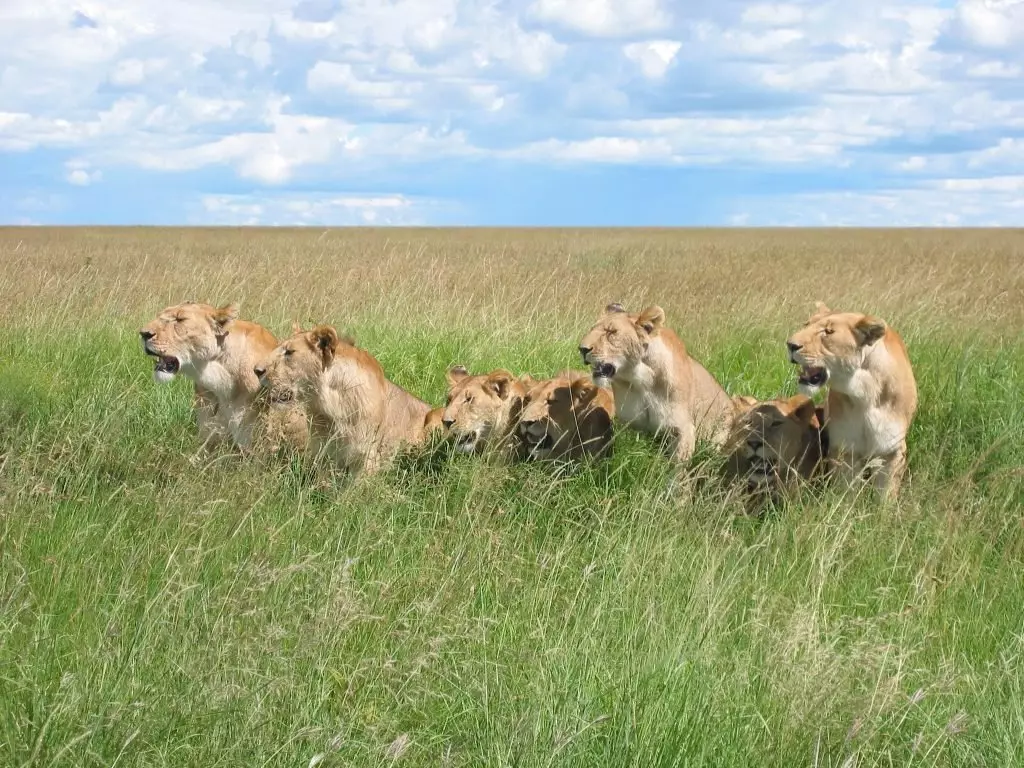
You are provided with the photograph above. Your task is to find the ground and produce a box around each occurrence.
[1,227,1022,767]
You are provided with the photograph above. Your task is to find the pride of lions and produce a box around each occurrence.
[139,298,918,509]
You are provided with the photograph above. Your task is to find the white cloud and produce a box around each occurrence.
[195,192,432,225]
[741,4,804,26]
[109,57,167,86]
[730,177,1024,226]
[623,40,681,79]
[529,0,670,37]
[945,0,1024,50]
[65,160,102,186]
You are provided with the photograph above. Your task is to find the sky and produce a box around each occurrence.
[1,0,1023,226]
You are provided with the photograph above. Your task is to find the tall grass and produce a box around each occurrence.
[1,227,1022,767]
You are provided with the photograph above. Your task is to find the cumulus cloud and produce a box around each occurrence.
[194,192,433,225]
[0,0,1022,224]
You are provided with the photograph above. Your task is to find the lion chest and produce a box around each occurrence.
[195,361,237,400]
[828,406,905,460]
[614,384,674,435]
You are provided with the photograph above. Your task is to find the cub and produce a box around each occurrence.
[139,301,306,451]
[254,325,432,477]
[441,366,527,461]
[518,371,615,462]
[725,394,829,512]
[786,302,918,498]
[579,303,733,462]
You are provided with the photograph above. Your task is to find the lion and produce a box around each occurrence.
[579,303,734,462]
[725,394,829,512]
[440,366,527,461]
[786,302,918,498]
[423,407,446,435]
[518,371,615,462]
[254,325,432,477]
[139,301,307,452]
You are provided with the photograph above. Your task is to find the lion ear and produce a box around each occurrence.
[810,301,832,321]
[447,365,469,387]
[787,395,817,424]
[605,302,626,314]
[487,370,516,400]
[519,374,537,389]
[732,395,759,414]
[636,305,665,334]
[310,324,339,363]
[854,315,887,346]
[212,303,239,336]
[569,377,598,405]
[290,321,304,336]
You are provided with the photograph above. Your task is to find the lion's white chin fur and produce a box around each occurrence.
[154,369,177,384]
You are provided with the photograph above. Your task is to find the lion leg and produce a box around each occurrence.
[194,386,224,449]
[672,420,696,463]
[872,441,908,499]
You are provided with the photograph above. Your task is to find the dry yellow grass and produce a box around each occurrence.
[2,227,1021,340]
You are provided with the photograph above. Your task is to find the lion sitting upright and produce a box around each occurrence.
[440,366,528,462]
[139,301,306,452]
[725,394,829,513]
[786,302,918,498]
[255,325,432,477]
[518,371,615,462]
[579,303,734,462]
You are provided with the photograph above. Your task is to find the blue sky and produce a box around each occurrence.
[2,0,1023,226]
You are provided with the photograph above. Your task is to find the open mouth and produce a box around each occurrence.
[797,365,828,387]
[454,433,478,453]
[269,389,294,405]
[591,362,616,380]
[153,354,180,375]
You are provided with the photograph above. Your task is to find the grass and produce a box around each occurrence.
[0,226,1022,767]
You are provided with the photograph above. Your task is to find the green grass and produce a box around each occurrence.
[2,317,1022,767]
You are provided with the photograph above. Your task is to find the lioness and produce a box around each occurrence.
[579,303,733,462]
[518,371,615,462]
[725,394,829,512]
[139,301,306,451]
[254,325,432,476]
[786,302,918,497]
[441,366,527,460]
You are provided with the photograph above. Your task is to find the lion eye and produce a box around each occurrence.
[465,394,474,404]
[770,420,784,428]
[283,348,294,357]
[823,326,834,336]
[606,327,617,336]
[175,316,185,323]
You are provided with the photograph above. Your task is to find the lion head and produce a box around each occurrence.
[726,394,827,497]
[518,371,613,460]
[139,302,238,382]
[254,325,353,406]
[785,302,888,396]
[578,303,666,385]
[441,366,526,455]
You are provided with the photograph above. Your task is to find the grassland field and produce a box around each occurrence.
[1,227,1023,767]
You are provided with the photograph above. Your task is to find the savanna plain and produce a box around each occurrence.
[1,227,1023,768]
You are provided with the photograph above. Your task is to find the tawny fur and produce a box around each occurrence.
[139,301,307,452]
[725,394,829,513]
[786,302,918,498]
[579,303,733,462]
[255,325,431,476]
[441,367,528,462]
[518,371,615,462]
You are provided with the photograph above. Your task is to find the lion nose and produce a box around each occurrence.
[519,419,536,431]
[747,439,761,450]
[578,345,591,360]
[786,341,802,353]
[140,330,154,341]
[254,366,266,378]
[442,418,455,430]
